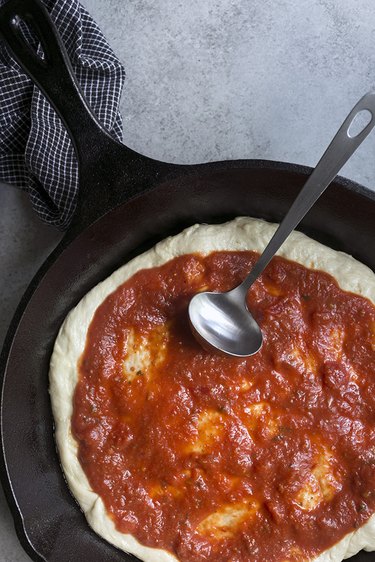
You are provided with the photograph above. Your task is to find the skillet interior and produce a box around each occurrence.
[1,161,374,562]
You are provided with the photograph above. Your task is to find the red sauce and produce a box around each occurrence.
[73,252,375,561]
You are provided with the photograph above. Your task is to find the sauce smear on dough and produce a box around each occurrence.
[73,252,375,562]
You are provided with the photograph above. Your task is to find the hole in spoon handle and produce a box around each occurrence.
[341,92,375,144]
[347,109,373,138]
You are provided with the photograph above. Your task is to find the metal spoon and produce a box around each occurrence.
[189,92,375,357]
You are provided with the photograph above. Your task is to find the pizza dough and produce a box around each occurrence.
[49,217,375,562]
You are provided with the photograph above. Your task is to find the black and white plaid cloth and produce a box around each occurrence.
[0,0,125,229]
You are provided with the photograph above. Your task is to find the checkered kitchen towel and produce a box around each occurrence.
[0,0,125,229]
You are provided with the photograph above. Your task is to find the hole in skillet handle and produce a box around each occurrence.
[347,109,373,138]
[10,13,48,64]
[11,14,46,60]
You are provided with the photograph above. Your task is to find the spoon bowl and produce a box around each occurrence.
[189,289,263,356]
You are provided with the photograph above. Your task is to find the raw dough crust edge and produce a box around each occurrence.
[49,217,375,562]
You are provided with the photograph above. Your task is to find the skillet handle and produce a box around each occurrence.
[0,0,160,229]
[0,0,126,164]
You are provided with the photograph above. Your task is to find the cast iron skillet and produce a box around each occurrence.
[0,0,374,560]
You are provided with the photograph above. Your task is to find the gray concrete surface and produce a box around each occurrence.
[1,0,375,560]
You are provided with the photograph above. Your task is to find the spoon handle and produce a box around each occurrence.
[239,91,375,294]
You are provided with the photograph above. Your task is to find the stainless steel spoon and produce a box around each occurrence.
[189,92,375,357]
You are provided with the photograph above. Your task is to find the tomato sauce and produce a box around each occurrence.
[72,252,375,561]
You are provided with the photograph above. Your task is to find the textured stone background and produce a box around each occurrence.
[1,0,375,559]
